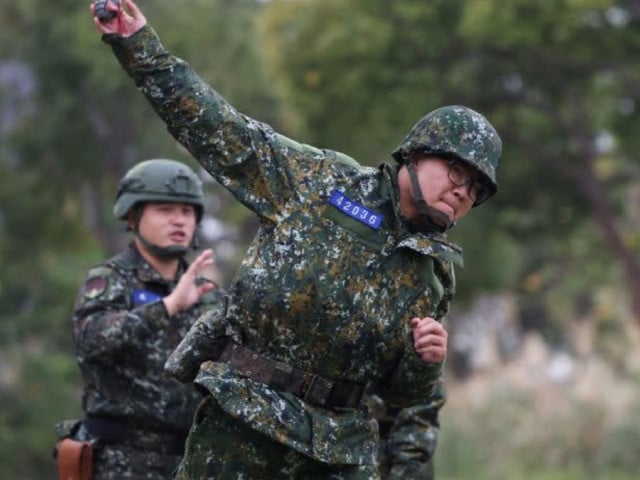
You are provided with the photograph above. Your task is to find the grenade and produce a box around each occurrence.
[94,0,120,22]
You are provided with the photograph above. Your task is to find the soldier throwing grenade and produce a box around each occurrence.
[91,1,502,478]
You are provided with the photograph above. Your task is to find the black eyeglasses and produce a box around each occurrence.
[446,161,490,204]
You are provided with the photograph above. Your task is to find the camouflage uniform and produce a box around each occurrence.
[103,26,465,479]
[63,243,222,480]
[369,380,446,479]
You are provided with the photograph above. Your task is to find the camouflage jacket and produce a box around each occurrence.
[73,243,222,434]
[105,27,463,466]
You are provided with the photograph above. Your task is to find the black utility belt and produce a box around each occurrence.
[218,342,364,410]
[83,415,188,455]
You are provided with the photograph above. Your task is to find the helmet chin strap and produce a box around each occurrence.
[406,161,454,233]
[134,232,189,259]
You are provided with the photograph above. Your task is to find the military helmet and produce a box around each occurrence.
[391,105,502,205]
[113,158,204,221]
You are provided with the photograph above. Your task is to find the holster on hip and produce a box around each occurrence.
[56,438,93,480]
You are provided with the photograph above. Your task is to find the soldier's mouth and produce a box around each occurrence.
[169,232,187,242]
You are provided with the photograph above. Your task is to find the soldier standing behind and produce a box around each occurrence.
[91,1,502,478]
[54,158,224,480]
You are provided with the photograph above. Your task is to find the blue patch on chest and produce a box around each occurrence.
[329,190,383,229]
[132,289,163,306]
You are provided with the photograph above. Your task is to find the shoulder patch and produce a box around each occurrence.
[81,275,109,300]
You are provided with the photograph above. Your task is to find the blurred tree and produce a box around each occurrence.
[259,0,640,325]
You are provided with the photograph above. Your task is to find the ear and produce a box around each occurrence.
[126,209,137,231]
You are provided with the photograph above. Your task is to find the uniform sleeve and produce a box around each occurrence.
[165,296,241,383]
[373,310,444,408]
[384,381,446,479]
[72,266,172,360]
[381,258,453,476]
[375,237,459,408]
[102,26,311,224]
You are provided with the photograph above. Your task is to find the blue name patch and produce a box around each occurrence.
[132,289,163,306]
[329,190,383,229]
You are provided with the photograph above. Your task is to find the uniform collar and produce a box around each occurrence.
[127,242,187,284]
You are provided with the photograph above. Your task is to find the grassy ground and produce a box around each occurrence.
[433,334,640,479]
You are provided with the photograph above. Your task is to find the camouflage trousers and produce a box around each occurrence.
[175,396,380,480]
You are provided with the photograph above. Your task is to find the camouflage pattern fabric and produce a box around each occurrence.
[371,380,446,479]
[66,243,222,479]
[104,26,463,472]
[175,396,380,480]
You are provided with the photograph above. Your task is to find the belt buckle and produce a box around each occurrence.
[299,372,314,399]
[303,375,333,407]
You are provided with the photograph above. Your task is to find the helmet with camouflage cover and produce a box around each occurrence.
[114,158,204,222]
[391,105,501,206]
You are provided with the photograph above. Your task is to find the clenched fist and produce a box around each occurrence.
[411,317,448,364]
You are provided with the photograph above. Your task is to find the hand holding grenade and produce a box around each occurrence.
[94,0,120,22]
